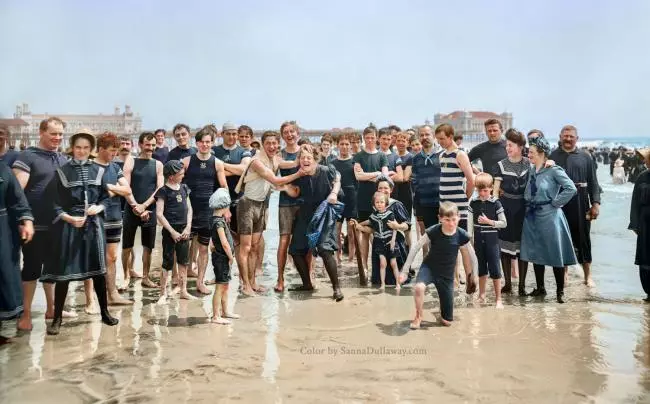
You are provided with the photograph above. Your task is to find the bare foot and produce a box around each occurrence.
[380,284,385,291]
[222,312,240,319]
[274,282,284,293]
[187,269,199,278]
[585,277,596,288]
[196,285,211,295]
[409,317,421,330]
[156,295,168,305]
[16,316,32,331]
[180,292,198,300]
[240,287,256,297]
[129,271,142,279]
[252,285,266,293]
[84,304,100,315]
[210,316,231,325]
[395,285,401,292]
[170,286,181,296]
[141,278,158,288]
[478,295,487,304]
[495,300,504,309]
[108,294,134,306]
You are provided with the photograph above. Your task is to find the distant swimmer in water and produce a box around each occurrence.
[612,159,627,184]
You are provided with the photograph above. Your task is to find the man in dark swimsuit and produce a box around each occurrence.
[182,125,228,294]
[468,118,507,177]
[167,123,197,163]
[122,132,164,288]
[152,128,169,163]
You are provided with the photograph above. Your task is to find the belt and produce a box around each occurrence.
[501,191,524,199]
[525,200,553,219]
[574,182,588,188]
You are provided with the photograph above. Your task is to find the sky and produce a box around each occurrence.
[1,0,649,138]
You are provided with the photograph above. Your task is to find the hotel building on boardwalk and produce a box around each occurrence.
[433,110,513,148]
[7,103,143,147]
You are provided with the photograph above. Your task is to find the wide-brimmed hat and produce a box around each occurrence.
[637,148,650,163]
[69,128,96,150]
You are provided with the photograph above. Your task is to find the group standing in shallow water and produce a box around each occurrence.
[1,116,650,343]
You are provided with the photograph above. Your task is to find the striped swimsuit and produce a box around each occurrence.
[439,149,469,225]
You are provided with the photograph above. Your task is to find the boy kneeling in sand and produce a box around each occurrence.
[398,201,478,328]
[208,188,240,324]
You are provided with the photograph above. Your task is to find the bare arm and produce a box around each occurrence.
[142,161,165,210]
[403,165,412,182]
[122,156,134,185]
[400,234,429,276]
[353,163,383,182]
[391,165,404,183]
[215,159,228,189]
[223,156,251,176]
[278,159,298,170]
[251,160,301,186]
[457,151,474,199]
[327,173,341,202]
[282,184,300,198]
[185,197,193,236]
[217,227,234,261]
[13,169,29,189]
[459,243,478,278]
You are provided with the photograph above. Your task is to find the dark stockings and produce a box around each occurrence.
[501,255,529,296]
[49,275,118,335]
[530,264,565,303]
[291,251,343,301]
[640,267,650,301]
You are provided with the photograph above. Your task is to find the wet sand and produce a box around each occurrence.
[2,166,650,403]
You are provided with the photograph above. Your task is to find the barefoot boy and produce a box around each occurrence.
[399,201,478,328]
[208,188,240,324]
[155,160,195,304]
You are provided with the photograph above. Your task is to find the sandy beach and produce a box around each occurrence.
[1,166,650,403]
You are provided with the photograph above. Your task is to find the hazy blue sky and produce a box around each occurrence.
[1,0,649,138]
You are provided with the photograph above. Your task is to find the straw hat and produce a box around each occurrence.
[637,148,650,163]
[67,128,97,159]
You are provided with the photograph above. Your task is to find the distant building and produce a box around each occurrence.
[433,110,513,147]
[12,103,143,147]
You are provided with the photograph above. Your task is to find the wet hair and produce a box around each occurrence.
[154,128,166,136]
[195,124,218,142]
[474,172,494,190]
[97,131,120,150]
[238,125,253,137]
[505,128,526,147]
[138,131,156,145]
[172,123,190,136]
[297,143,321,163]
[527,129,544,139]
[262,130,281,144]
[280,121,298,135]
[438,201,459,218]
[39,117,66,132]
[372,191,389,206]
[435,123,454,137]
[321,133,333,144]
[484,118,503,130]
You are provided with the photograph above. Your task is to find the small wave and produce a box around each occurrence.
[579,137,650,149]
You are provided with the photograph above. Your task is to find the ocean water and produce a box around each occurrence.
[578,136,650,150]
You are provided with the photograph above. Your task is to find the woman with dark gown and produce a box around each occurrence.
[629,148,650,301]
[493,129,530,295]
[41,130,119,335]
[281,144,344,301]
[0,163,34,344]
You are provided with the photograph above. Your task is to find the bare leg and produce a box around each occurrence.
[379,255,387,290]
[494,279,503,308]
[256,235,265,274]
[196,245,211,295]
[17,280,37,330]
[221,284,239,318]
[107,243,132,305]
[411,282,426,329]
[210,284,230,324]
[237,234,256,296]
[347,221,356,262]
[171,258,179,287]
[249,232,263,292]
[275,234,291,292]
[178,264,196,300]
[390,258,401,291]
[157,270,169,305]
[417,221,428,257]
[511,258,519,278]
[84,279,99,314]
[583,262,595,287]
[478,275,488,302]
[360,232,371,272]
[120,247,134,290]
[141,248,158,288]
[188,236,199,277]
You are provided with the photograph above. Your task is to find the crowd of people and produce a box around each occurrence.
[1,117,649,342]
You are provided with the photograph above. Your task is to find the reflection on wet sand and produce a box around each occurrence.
[1,187,650,402]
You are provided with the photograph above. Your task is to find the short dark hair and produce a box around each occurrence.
[138,131,155,144]
[453,133,463,142]
[484,118,502,130]
[154,128,166,136]
[435,123,454,137]
[505,128,526,147]
[321,133,334,144]
[238,125,253,137]
[172,123,190,136]
[388,125,401,132]
[378,127,392,139]
[362,126,377,137]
